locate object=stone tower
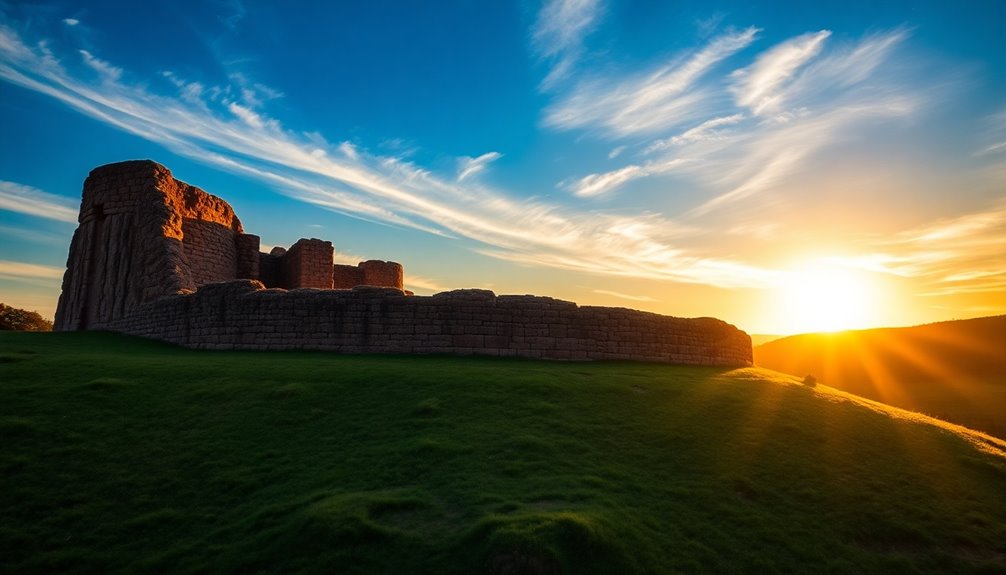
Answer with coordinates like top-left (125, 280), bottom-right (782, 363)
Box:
top-left (54, 160), bottom-right (405, 330)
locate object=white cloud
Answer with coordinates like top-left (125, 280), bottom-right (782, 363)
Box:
top-left (731, 30), bottom-right (830, 115)
top-left (592, 289), bottom-right (657, 302)
top-left (683, 96), bottom-right (919, 218)
top-left (0, 180), bottom-right (78, 223)
top-left (977, 106), bottom-right (1006, 157)
top-left (62, 18), bottom-right (80, 27)
top-left (560, 27), bottom-right (917, 210)
top-left (832, 201), bottom-right (1006, 297)
top-left (406, 274), bottom-right (451, 294)
top-left (457, 151), bottom-right (502, 182)
top-left (567, 164), bottom-right (646, 197)
top-left (332, 250), bottom-right (367, 265)
top-left (544, 27), bottom-right (758, 137)
top-left (338, 141), bottom-right (359, 160)
top-left (0, 260), bottom-right (64, 280)
top-left (79, 49), bottom-right (122, 82)
top-left (0, 23), bottom-right (939, 293)
top-left (645, 113), bottom-right (745, 153)
top-left (531, 0), bottom-right (601, 90)
top-left (0, 224), bottom-right (69, 244)
top-left (162, 71), bottom-right (206, 104)
top-left (978, 141), bottom-right (1006, 156)
top-left (565, 156), bottom-right (690, 198)
top-left (607, 145), bottom-right (626, 159)
top-left (227, 102), bottom-right (265, 128)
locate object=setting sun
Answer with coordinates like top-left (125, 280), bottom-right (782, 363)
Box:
top-left (776, 263), bottom-right (878, 334)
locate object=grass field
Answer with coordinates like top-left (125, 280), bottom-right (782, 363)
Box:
top-left (2, 332), bottom-right (1005, 573)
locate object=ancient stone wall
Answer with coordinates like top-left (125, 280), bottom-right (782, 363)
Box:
top-left (235, 234), bottom-right (261, 280)
top-left (333, 264), bottom-right (364, 289)
top-left (55, 160), bottom-right (244, 330)
top-left (360, 260), bottom-right (404, 290)
top-left (102, 281), bottom-right (752, 365)
top-left (55, 160), bottom-right (753, 366)
top-left (182, 219), bottom-right (238, 286)
top-left (258, 249), bottom-right (284, 288)
top-left (55, 161), bottom-right (406, 331)
top-left (281, 239), bottom-right (334, 289)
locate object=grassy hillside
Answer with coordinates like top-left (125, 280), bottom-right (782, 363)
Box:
top-left (2, 332), bottom-right (1005, 574)
top-left (754, 315), bottom-right (1006, 438)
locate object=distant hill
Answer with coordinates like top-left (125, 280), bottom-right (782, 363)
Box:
top-left (755, 315), bottom-right (1006, 437)
top-left (750, 334), bottom-right (784, 346)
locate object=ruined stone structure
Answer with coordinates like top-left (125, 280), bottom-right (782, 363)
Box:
top-left (55, 160), bottom-right (752, 366)
top-left (55, 160), bottom-right (403, 330)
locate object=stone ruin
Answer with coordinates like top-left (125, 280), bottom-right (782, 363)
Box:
top-left (55, 160), bottom-right (752, 366)
top-left (55, 160), bottom-right (404, 331)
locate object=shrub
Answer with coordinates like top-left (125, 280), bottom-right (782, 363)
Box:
top-left (0, 303), bottom-right (53, 332)
top-left (802, 375), bottom-right (818, 388)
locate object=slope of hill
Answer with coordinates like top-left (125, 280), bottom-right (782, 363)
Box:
top-left (2, 332), bottom-right (1005, 573)
top-left (755, 315), bottom-right (1006, 438)
top-left (750, 334), bottom-right (784, 346)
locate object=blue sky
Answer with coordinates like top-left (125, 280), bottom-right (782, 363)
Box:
top-left (1, 0), bottom-right (1005, 334)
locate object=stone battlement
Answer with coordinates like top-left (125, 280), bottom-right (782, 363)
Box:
top-left (55, 160), bottom-right (752, 366)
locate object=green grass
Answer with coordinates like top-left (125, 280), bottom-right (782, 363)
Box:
top-left (2, 332), bottom-right (1005, 574)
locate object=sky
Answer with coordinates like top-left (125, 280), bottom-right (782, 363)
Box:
top-left (1, 0), bottom-right (1005, 335)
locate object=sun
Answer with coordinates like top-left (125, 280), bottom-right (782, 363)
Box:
top-left (776, 262), bottom-right (878, 334)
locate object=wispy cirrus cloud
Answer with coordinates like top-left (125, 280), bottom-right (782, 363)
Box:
top-left (406, 274), bottom-right (452, 295)
top-left (563, 28), bottom-right (918, 215)
top-left (833, 202), bottom-right (1006, 296)
top-left (0, 180), bottom-right (78, 223)
top-left (531, 0), bottom-right (601, 90)
top-left (565, 158), bottom-right (689, 198)
top-left (730, 30), bottom-right (829, 115)
top-left (0, 259), bottom-right (64, 280)
top-left (566, 164), bottom-right (646, 198)
top-left (644, 113), bottom-right (745, 153)
top-left (544, 26), bottom-right (758, 137)
top-left (457, 151), bottom-right (502, 182)
top-left (592, 289), bottom-right (657, 303)
top-left (78, 49), bottom-right (121, 82)
top-left (976, 107), bottom-right (1006, 158)
top-left (0, 22), bottom-right (781, 290)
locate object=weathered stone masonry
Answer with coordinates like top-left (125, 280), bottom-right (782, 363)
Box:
top-left (56, 160), bottom-right (753, 366)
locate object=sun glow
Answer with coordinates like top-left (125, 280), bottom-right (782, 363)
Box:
top-left (776, 262), bottom-right (878, 334)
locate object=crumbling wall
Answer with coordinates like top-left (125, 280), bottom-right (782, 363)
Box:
top-left (54, 160), bottom-right (243, 330)
top-left (333, 260), bottom-right (403, 289)
top-left (333, 264), bottom-right (364, 289)
top-left (182, 219), bottom-right (238, 286)
top-left (101, 281), bottom-right (753, 366)
top-left (55, 160), bottom-right (754, 367)
top-left (235, 234), bottom-right (261, 280)
top-left (258, 248), bottom-right (284, 288)
top-left (360, 260), bottom-right (404, 289)
top-left (281, 239), bottom-right (334, 289)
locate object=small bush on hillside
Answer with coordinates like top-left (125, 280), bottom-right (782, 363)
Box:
top-left (802, 375), bottom-right (818, 388)
top-left (0, 303), bottom-right (53, 332)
